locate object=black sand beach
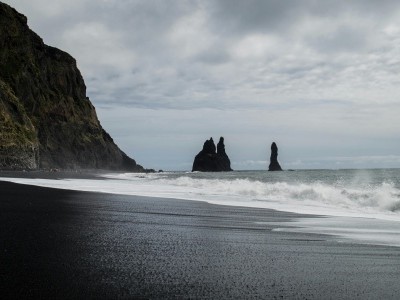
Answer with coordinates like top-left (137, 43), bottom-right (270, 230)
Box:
top-left (1, 179), bottom-right (400, 299)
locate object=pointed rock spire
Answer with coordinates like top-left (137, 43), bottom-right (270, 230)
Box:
top-left (268, 142), bottom-right (282, 171)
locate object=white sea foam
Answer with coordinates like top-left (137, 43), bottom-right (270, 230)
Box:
top-left (2, 171), bottom-right (400, 220)
top-left (2, 169), bottom-right (400, 246)
top-left (101, 172), bottom-right (400, 220)
top-left (273, 216), bottom-right (400, 247)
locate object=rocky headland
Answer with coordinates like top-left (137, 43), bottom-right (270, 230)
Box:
top-left (268, 142), bottom-right (282, 171)
top-left (0, 3), bottom-right (144, 171)
top-left (192, 137), bottom-right (233, 172)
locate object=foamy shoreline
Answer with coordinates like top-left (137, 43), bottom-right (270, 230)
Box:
top-left (1, 169), bottom-right (400, 248)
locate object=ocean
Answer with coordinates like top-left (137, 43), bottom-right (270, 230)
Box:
top-left (2, 168), bottom-right (400, 247)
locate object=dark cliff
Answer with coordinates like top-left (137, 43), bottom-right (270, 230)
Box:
top-left (192, 137), bottom-right (232, 172)
top-left (268, 142), bottom-right (282, 171)
top-left (0, 3), bottom-right (143, 171)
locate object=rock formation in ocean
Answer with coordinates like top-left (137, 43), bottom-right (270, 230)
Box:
top-left (192, 137), bottom-right (233, 172)
top-left (268, 142), bottom-right (282, 171)
top-left (0, 3), bottom-right (144, 171)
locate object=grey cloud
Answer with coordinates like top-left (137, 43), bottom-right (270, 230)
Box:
top-left (12, 0), bottom-right (400, 110)
top-left (208, 0), bottom-right (308, 35)
top-left (307, 26), bottom-right (370, 53)
top-left (209, 0), bottom-right (400, 34)
top-left (193, 48), bottom-right (231, 65)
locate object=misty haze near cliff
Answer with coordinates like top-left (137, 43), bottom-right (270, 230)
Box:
top-left (5, 0), bottom-right (400, 170)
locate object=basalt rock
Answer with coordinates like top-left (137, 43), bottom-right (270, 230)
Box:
top-left (192, 137), bottom-right (232, 172)
top-left (268, 142), bottom-right (282, 171)
top-left (0, 3), bottom-right (144, 171)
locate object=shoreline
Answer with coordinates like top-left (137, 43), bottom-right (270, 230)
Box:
top-left (1, 179), bottom-right (400, 299)
top-left (1, 170), bottom-right (400, 248)
top-left (0, 169), bottom-right (114, 180)
top-left (4, 172), bottom-right (400, 248)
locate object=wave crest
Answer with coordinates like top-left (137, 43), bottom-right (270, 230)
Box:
top-left (152, 176), bottom-right (400, 215)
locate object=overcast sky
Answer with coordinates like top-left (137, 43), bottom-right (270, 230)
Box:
top-left (4, 0), bottom-right (400, 170)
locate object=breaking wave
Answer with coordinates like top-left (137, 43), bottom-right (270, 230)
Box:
top-left (1, 169), bottom-right (400, 220)
top-left (3, 169), bottom-right (399, 247)
top-left (103, 172), bottom-right (400, 220)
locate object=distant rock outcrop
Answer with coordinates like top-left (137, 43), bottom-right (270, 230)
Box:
top-left (268, 142), bottom-right (282, 171)
top-left (192, 137), bottom-right (233, 172)
top-left (0, 3), bottom-right (144, 171)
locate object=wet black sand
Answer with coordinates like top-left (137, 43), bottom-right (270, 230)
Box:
top-left (1, 179), bottom-right (400, 299)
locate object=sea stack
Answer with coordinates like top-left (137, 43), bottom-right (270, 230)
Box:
top-left (268, 142), bottom-right (282, 171)
top-left (192, 137), bottom-right (233, 172)
top-left (0, 3), bottom-right (144, 171)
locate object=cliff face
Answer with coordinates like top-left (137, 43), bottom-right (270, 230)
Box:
top-left (192, 137), bottom-right (233, 172)
top-left (0, 3), bottom-right (143, 171)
